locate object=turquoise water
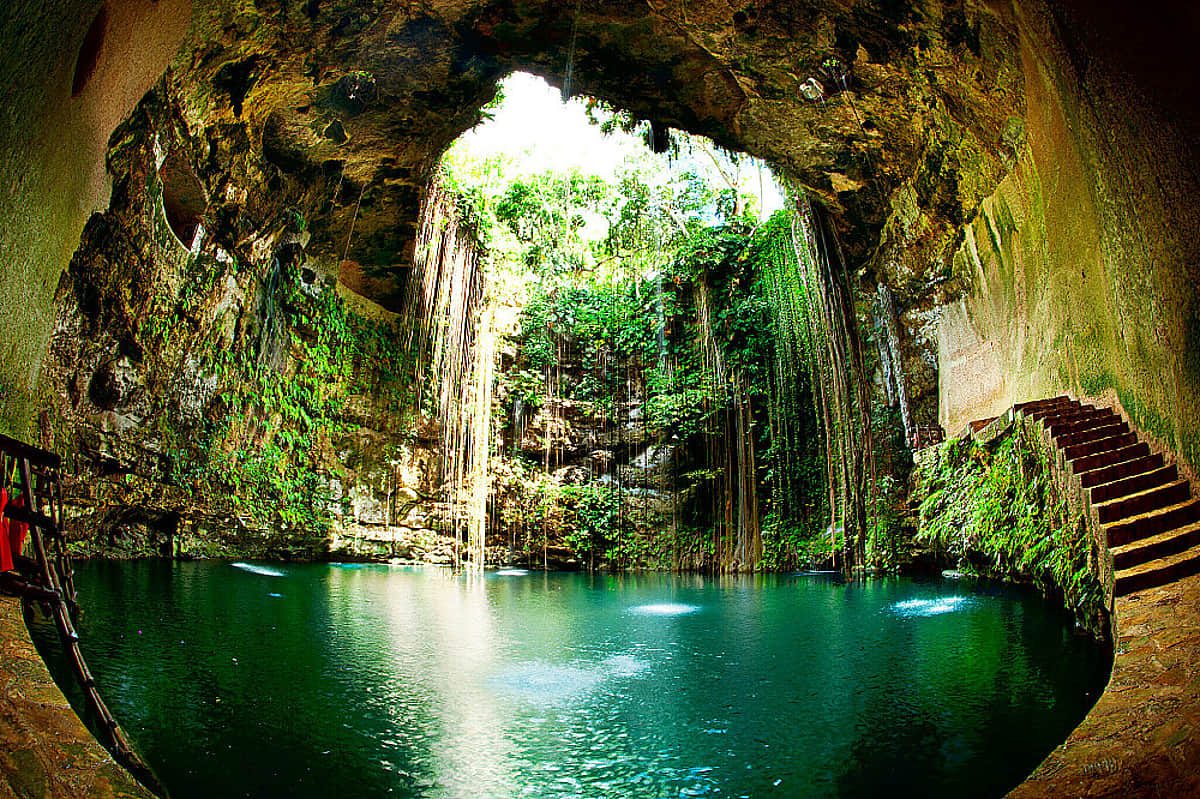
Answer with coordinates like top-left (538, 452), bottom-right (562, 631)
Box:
top-left (29, 562), bottom-right (1110, 798)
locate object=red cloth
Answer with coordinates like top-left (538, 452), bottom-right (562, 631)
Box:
top-left (8, 493), bottom-right (27, 564)
top-left (0, 488), bottom-right (10, 571)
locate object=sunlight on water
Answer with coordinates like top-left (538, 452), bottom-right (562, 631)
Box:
top-left (891, 596), bottom-right (971, 617)
top-left (31, 564), bottom-right (1111, 799)
top-left (490, 652), bottom-right (651, 706)
top-left (629, 603), bottom-right (700, 616)
top-left (600, 653), bottom-right (652, 678)
top-left (231, 562), bottom-right (285, 577)
top-left (494, 569), bottom-right (531, 576)
top-left (490, 662), bottom-right (603, 704)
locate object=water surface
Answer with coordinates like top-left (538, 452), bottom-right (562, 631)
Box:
top-left (30, 562), bottom-right (1110, 798)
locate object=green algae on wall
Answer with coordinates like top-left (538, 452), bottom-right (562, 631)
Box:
top-left (34, 80), bottom-right (436, 561)
top-left (938, 2), bottom-right (1200, 481)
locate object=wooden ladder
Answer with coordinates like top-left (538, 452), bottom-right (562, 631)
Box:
top-left (0, 433), bottom-right (163, 795)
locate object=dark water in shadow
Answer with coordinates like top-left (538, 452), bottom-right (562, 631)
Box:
top-left (28, 562), bottom-right (1110, 798)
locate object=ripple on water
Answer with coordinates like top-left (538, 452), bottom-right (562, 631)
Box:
top-left (629, 603), bottom-right (700, 616)
top-left (490, 662), bottom-right (602, 703)
top-left (599, 654), bottom-right (651, 677)
top-left (230, 562), bottom-right (285, 577)
top-left (491, 653), bottom-right (650, 705)
top-left (891, 596), bottom-right (971, 617)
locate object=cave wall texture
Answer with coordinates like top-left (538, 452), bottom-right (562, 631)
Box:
top-left (938, 0), bottom-right (1200, 477)
top-left (0, 0), bottom-right (1197, 485)
top-left (0, 0), bottom-right (191, 439)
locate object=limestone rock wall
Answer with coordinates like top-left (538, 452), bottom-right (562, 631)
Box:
top-left (0, 0), bottom-right (190, 438)
top-left (1, 0), bottom-right (1198, 526)
top-left (937, 1), bottom-right (1200, 479)
top-left (37, 82), bottom-right (446, 560)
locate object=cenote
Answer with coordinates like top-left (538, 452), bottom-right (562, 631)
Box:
top-left (29, 561), bottom-right (1110, 799)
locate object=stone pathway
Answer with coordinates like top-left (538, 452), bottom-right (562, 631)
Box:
top-left (1011, 573), bottom-right (1200, 797)
top-left (0, 595), bottom-right (152, 799)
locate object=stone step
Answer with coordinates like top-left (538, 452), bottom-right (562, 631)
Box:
top-left (1079, 452), bottom-right (1165, 489)
top-left (968, 417), bottom-right (997, 434)
top-left (1014, 395), bottom-right (1071, 412)
top-left (1063, 431), bottom-right (1138, 462)
top-left (1111, 521), bottom-right (1200, 571)
top-left (1036, 398), bottom-right (1091, 416)
top-left (1045, 412), bottom-right (1117, 438)
top-left (1033, 402), bottom-right (1091, 423)
top-left (1046, 409), bottom-right (1118, 437)
top-left (1114, 542), bottom-right (1200, 596)
top-left (1105, 498), bottom-right (1200, 548)
top-left (1056, 421), bottom-right (1130, 448)
top-left (1020, 401), bottom-right (1078, 420)
top-left (1091, 464), bottom-right (1179, 504)
top-left (1095, 479), bottom-right (1190, 525)
top-left (1072, 442), bottom-right (1151, 475)
top-left (1006, 397), bottom-right (1200, 597)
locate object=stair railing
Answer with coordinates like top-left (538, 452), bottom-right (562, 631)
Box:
top-left (0, 432), bottom-right (164, 796)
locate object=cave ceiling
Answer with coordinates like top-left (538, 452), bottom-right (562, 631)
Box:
top-left (169, 0), bottom-right (1024, 307)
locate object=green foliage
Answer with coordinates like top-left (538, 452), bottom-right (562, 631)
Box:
top-left (142, 260), bottom-right (415, 537)
top-left (761, 512), bottom-right (829, 570)
top-left (500, 212), bottom-right (831, 571)
top-left (913, 427), bottom-right (1106, 633)
top-left (286, 208), bottom-right (307, 232)
top-left (560, 482), bottom-right (621, 561)
top-left (644, 362), bottom-right (717, 441)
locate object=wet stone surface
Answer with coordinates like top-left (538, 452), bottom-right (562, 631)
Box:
top-left (1011, 574), bottom-right (1200, 798)
top-left (0, 595), bottom-right (152, 799)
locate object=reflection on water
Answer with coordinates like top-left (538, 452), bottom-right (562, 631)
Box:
top-left (230, 562), bottom-right (286, 577)
top-left (891, 596), bottom-right (972, 617)
top-left (628, 603), bottom-right (701, 616)
top-left (28, 564), bottom-right (1111, 799)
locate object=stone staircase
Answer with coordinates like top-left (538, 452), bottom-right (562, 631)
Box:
top-left (1010, 396), bottom-right (1200, 597)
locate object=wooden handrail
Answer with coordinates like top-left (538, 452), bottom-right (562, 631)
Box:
top-left (0, 432), bottom-right (61, 468)
top-left (0, 435), bottom-right (165, 797)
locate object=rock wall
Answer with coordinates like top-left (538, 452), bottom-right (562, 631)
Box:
top-left (0, 0), bottom-right (190, 438)
top-left (37, 82), bottom-right (452, 561)
top-left (2, 0), bottom-right (1032, 442)
top-left (937, 1), bottom-right (1200, 478)
top-left (1, 0), bottom-right (1198, 534)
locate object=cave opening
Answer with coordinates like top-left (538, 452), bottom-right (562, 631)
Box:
top-left (21, 0), bottom-right (1200, 793)
top-left (158, 148), bottom-right (206, 250)
top-left (420, 70), bottom-right (810, 575)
